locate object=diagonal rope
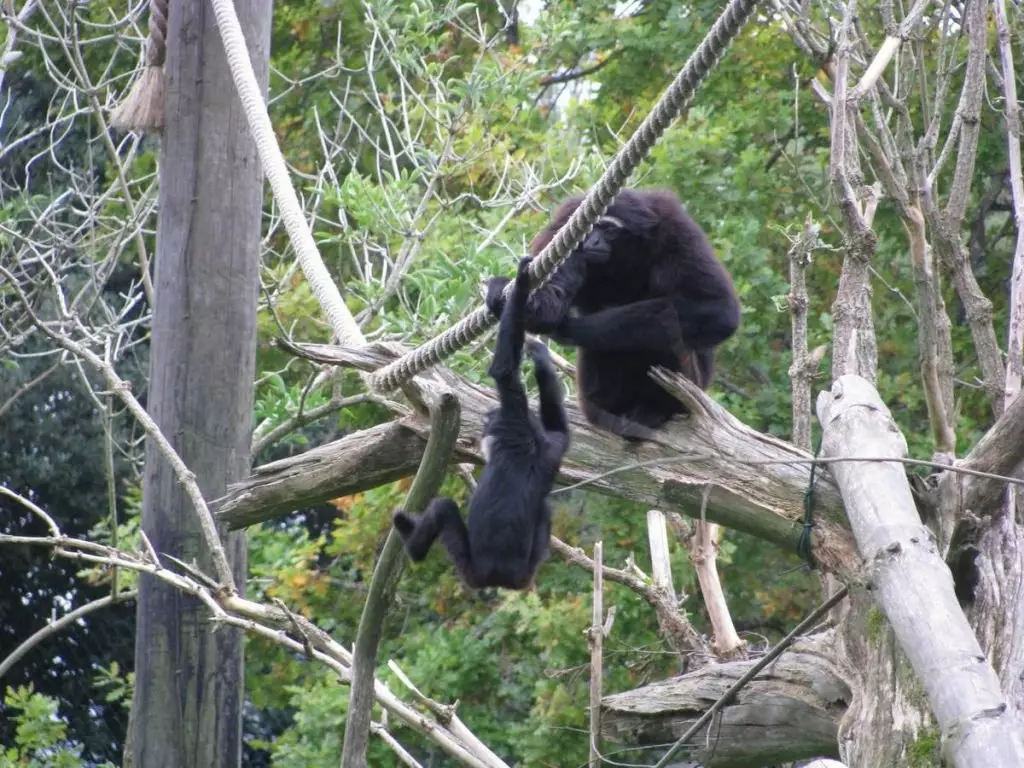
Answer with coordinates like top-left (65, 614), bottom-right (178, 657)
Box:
top-left (368, 0), bottom-right (762, 393)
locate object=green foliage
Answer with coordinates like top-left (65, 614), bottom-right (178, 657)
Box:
top-left (9, 0), bottom-right (1020, 764)
top-left (0, 686), bottom-right (115, 768)
top-left (238, 2), bottom-right (851, 763)
top-left (906, 725), bottom-right (942, 767)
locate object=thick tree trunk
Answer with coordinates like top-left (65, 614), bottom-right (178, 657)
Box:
top-left (817, 376), bottom-right (1024, 767)
top-left (129, 0), bottom-right (271, 764)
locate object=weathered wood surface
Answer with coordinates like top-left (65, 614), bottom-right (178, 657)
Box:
top-left (817, 375), bottom-right (1024, 768)
top-left (601, 634), bottom-right (849, 767)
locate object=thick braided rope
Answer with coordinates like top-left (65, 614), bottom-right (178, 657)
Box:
top-left (145, 0), bottom-right (169, 67)
top-left (207, 0), bottom-right (366, 347)
top-left (368, 0), bottom-right (761, 393)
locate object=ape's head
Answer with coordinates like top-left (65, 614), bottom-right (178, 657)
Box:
top-left (530, 188), bottom-right (660, 267)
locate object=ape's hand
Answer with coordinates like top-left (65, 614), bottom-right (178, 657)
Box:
top-left (483, 275), bottom-right (511, 317)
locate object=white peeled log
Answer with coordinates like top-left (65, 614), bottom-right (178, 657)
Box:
top-left (816, 375), bottom-right (1024, 767)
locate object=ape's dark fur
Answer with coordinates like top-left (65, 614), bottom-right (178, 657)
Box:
top-left (393, 258), bottom-right (569, 590)
top-left (486, 188), bottom-right (740, 440)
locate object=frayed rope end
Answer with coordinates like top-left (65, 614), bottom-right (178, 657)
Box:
top-left (110, 66), bottom-right (165, 133)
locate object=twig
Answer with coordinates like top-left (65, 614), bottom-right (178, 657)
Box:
top-left (369, 722), bottom-right (423, 768)
top-left (386, 661), bottom-right (508, 768)
top-left (0, 529), bottom-right (501, 768)
top-left (0, 484), bottom-right (61, 538)
top-left (0, 267), bottom-right (236, 588)
top-left (550, 536), bottom-right (703, 654)
top-left (251, 393), bottom-right (376, 457)
top-left (0, 590), bottom-right (137, 680)
top-left (539, 49), bottom-right (622, 86)
top-left (0, 359), bottom-right (60, 421)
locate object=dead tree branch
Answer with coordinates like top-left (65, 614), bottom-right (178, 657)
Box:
top-left (602, 632), bottom-right (849, 766)
top-left (214, 342), bottom-right (859, 577)
top-left (817, 375), bottom-right (1024, 767)
top-left (342, 392), bottom-right (462, 767)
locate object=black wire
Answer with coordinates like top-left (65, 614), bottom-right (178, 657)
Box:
top-left (797, 434), bottom-right (824, 568)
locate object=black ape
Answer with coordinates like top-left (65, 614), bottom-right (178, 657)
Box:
top-left (485, 188), bottom-right (740, 440)
top-left (393, 258), bottom-right (569, 590)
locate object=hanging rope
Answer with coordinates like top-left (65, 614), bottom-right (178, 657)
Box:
top-left (207, 0), bottom-right (366, 347)
top-left (368, 0), bottom-right (762, 393)
top-left (110, 0), bottom-right (169, 133)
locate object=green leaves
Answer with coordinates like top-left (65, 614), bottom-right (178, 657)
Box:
top-left (1, 686), bottom-right (113, 768)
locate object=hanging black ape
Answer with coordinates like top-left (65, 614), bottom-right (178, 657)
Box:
top-left (393, 258), bottom-right (569, 590)
top-left (485, 187), bottom-right (740, 440)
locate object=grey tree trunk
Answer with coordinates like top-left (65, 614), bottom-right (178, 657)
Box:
top-left (129, 0), bottom-right (271, 764)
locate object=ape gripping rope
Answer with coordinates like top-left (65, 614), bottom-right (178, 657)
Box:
top-left (367, 0), bottom-right (763, 393)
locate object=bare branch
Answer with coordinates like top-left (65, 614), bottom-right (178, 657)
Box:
top-left (588, 541), bottom-right (604, 768)
top-left (0, 484), bottom-right (61, 538)
top-left (0, 529), bottom-right (505, 768)
top-left (0, 275), bottom-right (238, 588)
top-left (786, 216), bottom-right (825, 452)
top-left (0, 590), bottom-right (137, 680)
top-left (550, 536), bottom-right (704, 655)
top-left (993, 0), bottom-right (1024, 407)
top-left (677, 508), bottom-right (746, 660)
top-left (343, 391), bottom-right (461, 767)
top-left (222, 342), bottom-right (858, 578)
top-left (540, 50), bottom-right (622, 86)
top-left (904, 205), bottom-right (956, 457)
top-left (828, 0), bottom-right (878, 382)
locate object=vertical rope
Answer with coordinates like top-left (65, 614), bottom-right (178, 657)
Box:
top-left (110, 0), bottom-right (169, 132)
top-left (368, 0), bottom-right (762, 393)
top-left (206, 0), bottom-right (366, 347)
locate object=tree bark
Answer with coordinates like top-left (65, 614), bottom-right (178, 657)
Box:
top-left (129, 0), bottom-right (271, 764)
top-left (817, 375), bottom-right (1024, 767)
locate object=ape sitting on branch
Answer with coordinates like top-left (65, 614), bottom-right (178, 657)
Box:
top-left (393, 258), bottom-right (569, 590)
top-left (485, 188), bottom-right (740, 440)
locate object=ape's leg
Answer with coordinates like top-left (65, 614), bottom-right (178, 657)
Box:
top-left (393, 497), bottom-right (460, 561)
top-left (623, 402), bottom-right (676, 430)
top-left (578, 396), bottom-right (661, 441)
top-left (393, 498), bottom-right (480, 588)
top-left (695, 349), bottom-right (716, 389)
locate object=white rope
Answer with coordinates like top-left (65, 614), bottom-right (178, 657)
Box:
top-left (206, 0), bottom-right (365, 348)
